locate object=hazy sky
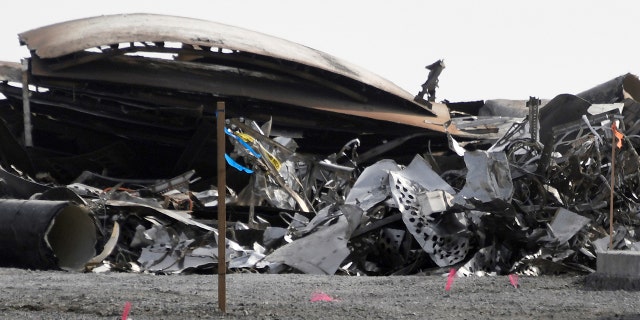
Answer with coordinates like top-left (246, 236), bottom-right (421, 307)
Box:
top-left (1, 0), bottom-right (637, 101)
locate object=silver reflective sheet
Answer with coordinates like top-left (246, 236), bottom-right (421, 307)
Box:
top-left (264, 205), bottom-right (362, 274)
top-left (457, 150), bottom-right (513, 203)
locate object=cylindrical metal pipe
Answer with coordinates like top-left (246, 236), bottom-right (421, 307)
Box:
top-left (577, 73), bottom-right (640, 104)
top-left (21, 59), bottom-right (33, 147)
top-left (0, 200), bottom-right (96, 271)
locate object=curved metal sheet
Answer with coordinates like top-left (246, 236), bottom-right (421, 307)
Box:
top-left (27, 55), bottom-right (455, 135)
top-left (0, 61), bottom-right (21, 82)
top-left (577, 73), bottom-right (640, 104)
top-left (18, 13), bottom-right (421, 107)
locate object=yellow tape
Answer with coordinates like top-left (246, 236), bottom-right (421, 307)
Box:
top-left (264, 150), bottom-right (281, 171)
top-left (236, 132), bottom-right (255, 143)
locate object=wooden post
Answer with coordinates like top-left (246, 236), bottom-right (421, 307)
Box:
top-left (216, 101), bottom-right (227, 313)
top-left (609, 123), bottom-right (616, 250)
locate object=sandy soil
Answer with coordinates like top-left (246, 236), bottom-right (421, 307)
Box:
top-left (0, 268), bottom-right (639, 319)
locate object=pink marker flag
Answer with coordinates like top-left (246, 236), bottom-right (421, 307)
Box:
top-left (121, 301), bottom-right (132, 320)
top-left (509, 274), bottom-right (519, 289)
top-left (310, 291), bottom-right (337, 302)
top-left (445, 268), bottom-right (456, 292)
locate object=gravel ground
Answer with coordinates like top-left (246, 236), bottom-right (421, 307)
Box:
top-left (0, 268), bottom-right (639, 319)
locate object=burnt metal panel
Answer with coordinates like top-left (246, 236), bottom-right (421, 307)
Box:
top-left (28, 55), bottom-right (460, 135)
top-left (18, 13), bottom-right (426, 111)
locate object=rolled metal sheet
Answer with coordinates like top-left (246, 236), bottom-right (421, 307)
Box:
top-left (0, 200), bottom-right (96, 271)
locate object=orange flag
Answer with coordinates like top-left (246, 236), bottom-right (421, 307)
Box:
top-left (612, 122), bottom-right (624, 149)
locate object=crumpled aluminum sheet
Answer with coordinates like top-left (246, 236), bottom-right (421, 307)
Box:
top-left (542, 208), bottom-right (591, 245)
top-left (344, 159), bottom-right (397, 212)
top-left (456, 151), bottom-right (513, 203)
top-left (262, 204), bottom-right (363, 274)
top-left (137, 224), bottom-right (261, 274)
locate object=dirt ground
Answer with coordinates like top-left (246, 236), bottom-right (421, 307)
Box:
top-left (0, 268), bottom-right (639, 319)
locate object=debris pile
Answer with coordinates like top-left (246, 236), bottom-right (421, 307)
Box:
top-left (0, 14), bottom-right (639, 276)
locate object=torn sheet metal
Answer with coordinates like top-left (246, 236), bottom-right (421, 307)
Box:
top-left (401, 155), bottom-right (456, 194)
top-left (229, 243), bottom-right (267, 270)
top-left (447, 133), bottom-right (469, 156)
top-left (263, 205), bottom-right (362, 274)
top-left (105, 200), bottom-right (214, 232)
top-left (86, 221), bottom-right (120, 266)
top-left (0, 165), bottom-right (50, 199)
top-left (456, 151), bottom-right (513, 203)
top-left (542, 208), bottom-right (591, 246)
top-left (588, 103), bottom-right (624, 115)
top-left (538, 94), bottom-right (592, 146)
top-left (388, 159), bottom-right (469, 267)
top-left (345, 159), bottom-right (397, 212)
top-left (345, 154), bottom-right (468, 268)
top-left (136, 223), bottom-right (258, 274)
top-left (138, 227), bottom-right (197, 273)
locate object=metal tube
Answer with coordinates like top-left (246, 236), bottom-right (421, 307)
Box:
top-left (0, 199), bottom-right (96, 270)
top-left (21, 59), bottom-right (33, 147)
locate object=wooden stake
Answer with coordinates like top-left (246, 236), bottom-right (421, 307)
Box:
top-left (609, 124), bottom-right (616, 250)
top-left (216, 101), bottom-right (227, 313)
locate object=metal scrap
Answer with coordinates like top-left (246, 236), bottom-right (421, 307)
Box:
top-left (0, 14), bottom-right (639, 278)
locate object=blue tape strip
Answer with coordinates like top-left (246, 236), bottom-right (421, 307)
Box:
top-left (225, 154), bottom-right (254, 174)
